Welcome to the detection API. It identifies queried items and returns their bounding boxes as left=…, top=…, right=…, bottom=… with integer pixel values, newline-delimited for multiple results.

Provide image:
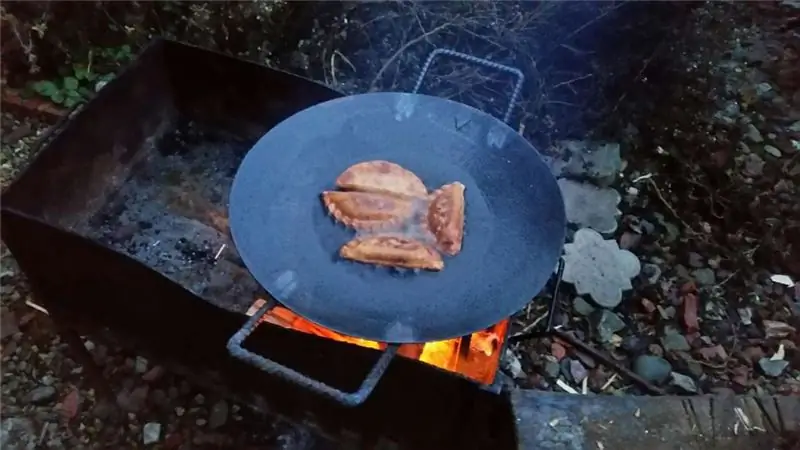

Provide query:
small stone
left=551, top=342, right=567, bottom=361
left=742, top=153, right=765, bottom=177
left=641, top=263, right=662, bottom=285
left=175, top=407, right=185, bottom=417
left=763, top=320, right=796, bottom=339
left=648, top=344, right=664, bottom=357
left=670, top=372, right=698, bottom=393
left=758, top=358, right=789, bottom=377
left=696, top=344, right=728, bottom=361
left=686, top=361, right=704, bottom=378
left=633, top=355, right=672, bottom=384
left=745, top=124, right=764, bottom=143
left=755, top=82, right=773, bottom=97
left=195, top=418, right=207, bottom=427
left=572, top=297, right=596, bottom=316
left=619, top=232, right=641, bottom=250
left=661, top=332, right=691, bottom=352
left=25, top=386, right=57, bottom=405
left=594, top=310, right=626, bottom=342
left=142, top=422, right=161, bottom=445
left=569, top=360, right=588, bottom=383
left=142, top=366, right=165, bottom=382
left=134, top=356, right=148, bottom=374
left=117, top=386, right=149, bottom=413
left=687, top=252, right=704, bottom=268
left=194, top=394, right=205, bottom=405
left=764, top=145, right=782, bottom=158
left=663, top=222, right=680, bottom=243
left=543, top=360, right=561, bottom=379
left=208, top=400, right=229, bottom=429
left=692, top=268, right=716, bottom=286
left=40, top=375, right=55, bottom=386
left=622, top=335, right=646, bottom=353
left=501, top=350, right=524, bottom=379
left=738, top=308, right=753, bottom=325
left=658, top=305, right=676, bottom=320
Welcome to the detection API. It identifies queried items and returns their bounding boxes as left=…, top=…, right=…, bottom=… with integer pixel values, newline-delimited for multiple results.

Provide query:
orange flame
left=246, top=299, right=506, bottom=384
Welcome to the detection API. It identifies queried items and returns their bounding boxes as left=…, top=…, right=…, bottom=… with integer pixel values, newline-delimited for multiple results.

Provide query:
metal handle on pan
left=227, top=298, right=398, bottom=407
left=413, top=48, right=525, bottom=125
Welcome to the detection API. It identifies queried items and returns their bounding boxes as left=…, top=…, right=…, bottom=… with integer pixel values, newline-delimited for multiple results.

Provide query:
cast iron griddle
left=229, top=92, right=565, bottom=343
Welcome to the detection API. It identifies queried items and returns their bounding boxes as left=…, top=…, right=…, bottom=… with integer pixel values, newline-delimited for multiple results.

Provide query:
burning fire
left=246, top=299, right=506, bottom=384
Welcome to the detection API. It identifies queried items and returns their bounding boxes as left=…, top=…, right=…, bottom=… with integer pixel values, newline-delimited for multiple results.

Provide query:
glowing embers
left=246, top=299, right=506, bottom=385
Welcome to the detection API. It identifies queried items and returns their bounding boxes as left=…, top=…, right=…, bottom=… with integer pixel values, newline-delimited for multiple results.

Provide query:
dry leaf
left=60, top=387, right=80, bottom=421
left=682, top=292, right=700, bottom=333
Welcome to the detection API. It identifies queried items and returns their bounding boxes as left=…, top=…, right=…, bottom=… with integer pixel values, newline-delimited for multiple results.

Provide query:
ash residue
left=74, top=120, right=263, bottom=313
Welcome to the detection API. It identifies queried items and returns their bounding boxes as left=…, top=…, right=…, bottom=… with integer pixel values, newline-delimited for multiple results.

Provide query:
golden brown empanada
left=321, top=191, right=414, bottom=230
left=339, top=235, right=444, bottom=271
left=336, top=160, right=427, bottom=198
left=426, top=182, right=466, bottom=256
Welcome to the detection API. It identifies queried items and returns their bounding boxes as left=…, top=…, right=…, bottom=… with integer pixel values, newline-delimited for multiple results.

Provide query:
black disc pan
left=229, top=92, right=565, bottom=344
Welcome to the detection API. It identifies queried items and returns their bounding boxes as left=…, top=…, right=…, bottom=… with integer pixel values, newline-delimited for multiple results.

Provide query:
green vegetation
left=28, top=45, right=133, bottom=108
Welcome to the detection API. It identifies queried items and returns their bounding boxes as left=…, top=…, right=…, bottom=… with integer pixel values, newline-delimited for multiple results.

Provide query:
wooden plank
left=776, top=396, right=800, bottom=432
left=511, top=390, right=796, bottom=450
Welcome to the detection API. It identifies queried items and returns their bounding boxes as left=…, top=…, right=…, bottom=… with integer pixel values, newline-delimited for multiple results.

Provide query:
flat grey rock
left=553, top=140, right=623, bottom=186
left=633, top=355, right=672, bottom=384
left=670, top=372, right=698, bottom=393
left=758, top=358, right=789, bottom=378
left=558, top=179, right=621, bottom=234
left=594, top=309, right=626, bottom=342
left=562, top=228, right=641, bottom=308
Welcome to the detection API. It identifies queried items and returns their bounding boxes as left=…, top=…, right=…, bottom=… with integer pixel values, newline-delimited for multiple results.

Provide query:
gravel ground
left=507, top=0, right=800, bottom=396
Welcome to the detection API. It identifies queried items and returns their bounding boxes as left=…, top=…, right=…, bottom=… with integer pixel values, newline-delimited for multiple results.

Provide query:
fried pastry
left=426, top=182, right=466, bottom=256
left=321, top=191, right=414, bottom=230
left=339, top=235, right=444, bottom=271
left=336, top=160, right=427, bottom=198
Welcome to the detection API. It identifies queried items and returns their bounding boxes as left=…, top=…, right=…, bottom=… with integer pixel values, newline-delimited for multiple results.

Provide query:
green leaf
left=51, top=91, right=65, bottom=104
left=66, top=89, right=82, bottom=99
left=78, top=87, right=93, bottom=98
left=64, top=96, right=83, bottom=108
left=32, top=80, right=59, bottom=97
left=63, top=77, right=79, bottom=91
left=116, top=45, right=132, bottom=61
left=73, top=64, right=89, bottom=80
